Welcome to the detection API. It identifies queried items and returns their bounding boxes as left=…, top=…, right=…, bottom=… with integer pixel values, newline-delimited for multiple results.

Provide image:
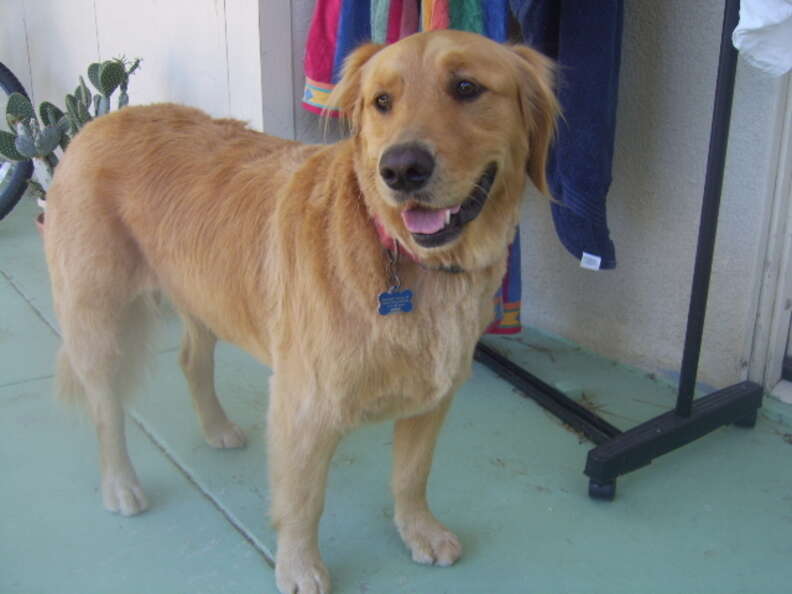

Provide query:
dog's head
left=330, top=30, right=559, bottom=272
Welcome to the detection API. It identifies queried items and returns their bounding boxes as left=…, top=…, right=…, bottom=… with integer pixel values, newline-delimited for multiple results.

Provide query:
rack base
left=474, top=343, right=763, bottom=500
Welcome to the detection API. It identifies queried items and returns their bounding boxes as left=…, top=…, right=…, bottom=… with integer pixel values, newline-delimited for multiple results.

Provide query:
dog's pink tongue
left=402, top=207, right=449, bottom=234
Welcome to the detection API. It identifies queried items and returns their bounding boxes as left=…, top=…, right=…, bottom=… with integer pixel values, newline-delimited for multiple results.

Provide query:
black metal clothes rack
left=475, top=0, right=763, bottom=500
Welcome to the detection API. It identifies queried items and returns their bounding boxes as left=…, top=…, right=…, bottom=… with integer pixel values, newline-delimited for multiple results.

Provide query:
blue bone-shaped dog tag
left=378, top=289, right=413, bottom=315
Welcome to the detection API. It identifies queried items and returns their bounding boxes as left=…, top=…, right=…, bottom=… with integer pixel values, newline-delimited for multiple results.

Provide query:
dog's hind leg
left=391, top=395, right=462, bottom=567
left=56, top=295, right=154, bottom=516
left=88, top=374, right=148, bottom=517
left=47, top=194, right=155, bottom=516
left=179, top=315, right=246, bottom=448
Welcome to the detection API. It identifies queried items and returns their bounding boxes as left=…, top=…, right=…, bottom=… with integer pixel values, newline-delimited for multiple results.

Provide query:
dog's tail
left=55, top=293, right=160, bottom=409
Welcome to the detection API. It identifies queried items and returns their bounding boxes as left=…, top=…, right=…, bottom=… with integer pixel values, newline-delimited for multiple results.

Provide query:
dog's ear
left=327, top=42, right=384, bottom=131
left=510, top=46, right=560, bottom=196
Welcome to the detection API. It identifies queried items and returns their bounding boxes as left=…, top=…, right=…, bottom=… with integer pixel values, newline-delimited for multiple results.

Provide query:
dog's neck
left=371, top=215, right=464, bottom=275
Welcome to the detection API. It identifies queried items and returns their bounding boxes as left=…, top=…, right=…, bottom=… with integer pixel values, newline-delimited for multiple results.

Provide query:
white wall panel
left=0, top=0, right=34, bottom=98
left=23, top=0, right=98, bottom=109
left=94, top=0, right=230, bottom=118
left=3, top=0, right=264, bottom=127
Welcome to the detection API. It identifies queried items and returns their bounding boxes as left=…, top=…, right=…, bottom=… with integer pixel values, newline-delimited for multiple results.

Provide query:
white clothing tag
left=580, top=252, right=602, bottom=271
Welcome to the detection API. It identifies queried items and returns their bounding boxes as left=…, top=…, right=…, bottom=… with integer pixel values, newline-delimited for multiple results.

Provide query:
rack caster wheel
left=588, top=479, right=616, bottom=500
left=734, top=409, right=758, bottom=428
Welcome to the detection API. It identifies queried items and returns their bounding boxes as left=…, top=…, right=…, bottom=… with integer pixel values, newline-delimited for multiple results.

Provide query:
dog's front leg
left=392, top=395, right=462, bottom=567
left=268, top=379, right=341, bottom=594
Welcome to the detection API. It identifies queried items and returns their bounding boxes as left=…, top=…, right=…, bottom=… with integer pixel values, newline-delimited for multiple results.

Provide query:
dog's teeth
left=444, top=209, right=451, bottom=226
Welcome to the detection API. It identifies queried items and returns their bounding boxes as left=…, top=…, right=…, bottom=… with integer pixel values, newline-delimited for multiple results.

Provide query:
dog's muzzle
left=401, top=163, right=498, bottom=248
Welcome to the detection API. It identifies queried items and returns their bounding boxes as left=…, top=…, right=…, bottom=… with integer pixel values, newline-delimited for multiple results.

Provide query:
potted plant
left=0, top=57, right=140, bottom=231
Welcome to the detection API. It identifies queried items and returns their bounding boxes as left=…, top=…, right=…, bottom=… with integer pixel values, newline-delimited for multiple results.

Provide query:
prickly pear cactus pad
left=87, top=62, right=102, bottom=91
left=34, top=125, right=61, bottom=157
left=6, top=93, right=34, bottom=126
left=98, top=61, right=125, bottom=97
left=0, top=130, right=26, bottom=161
left=38, top=102, right=64, bottom=127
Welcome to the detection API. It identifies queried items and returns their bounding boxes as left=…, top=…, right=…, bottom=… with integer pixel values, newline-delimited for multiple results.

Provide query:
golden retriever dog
left=44, top=30, right=557, bottom=593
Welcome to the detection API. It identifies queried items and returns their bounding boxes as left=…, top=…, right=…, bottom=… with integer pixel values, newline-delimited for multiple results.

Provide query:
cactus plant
left=11, top=120, right=60, bottom=181
left=76, top=77, right=92, bottom=107
left=98, top=61, right=124, bottom=97
left=33, top=124, right=62, bottom=158
left=76, top=98, right=91, bottom=124
left=64, top=93, right=79, bottom=132
left=13, top=121, right=37, bottom=158
left=6, top=92, right=35, bottom=127
left=0, top=55, right=140, bottom=200
left=38, top=102, right=70, bottom=150
left=0, top=130, right=26, bottom=161
left=87, top=58, right=139, bottom=113
left=87, top=62, right=102, bottom=91
left=38, top=101, right=64, bottom=127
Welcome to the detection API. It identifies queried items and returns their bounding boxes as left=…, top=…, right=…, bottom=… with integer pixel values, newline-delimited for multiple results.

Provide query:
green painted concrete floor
left=2, top=197, right=791, bottom=594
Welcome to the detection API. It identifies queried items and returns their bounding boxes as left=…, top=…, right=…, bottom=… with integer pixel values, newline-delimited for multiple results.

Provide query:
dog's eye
left=452, top=79, right=483, bottom=101
left=374, top=93, right=392, bottom=113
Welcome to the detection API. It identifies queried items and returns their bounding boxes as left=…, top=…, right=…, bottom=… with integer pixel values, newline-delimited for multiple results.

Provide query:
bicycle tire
left=0, top=62, right=34, bottom=221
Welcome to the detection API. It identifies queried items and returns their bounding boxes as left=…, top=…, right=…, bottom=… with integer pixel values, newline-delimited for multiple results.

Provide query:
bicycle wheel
left=0, top=62, right=34, bottom=221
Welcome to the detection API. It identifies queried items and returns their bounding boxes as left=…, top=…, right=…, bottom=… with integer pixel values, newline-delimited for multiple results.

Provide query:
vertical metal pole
left=676, top=0, right=741, bottom=417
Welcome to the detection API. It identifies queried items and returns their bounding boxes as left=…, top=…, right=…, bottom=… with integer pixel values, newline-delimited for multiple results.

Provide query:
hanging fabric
left=732, top=0, right=792, bottom=76
left=510, top=0, right=623, bottom=270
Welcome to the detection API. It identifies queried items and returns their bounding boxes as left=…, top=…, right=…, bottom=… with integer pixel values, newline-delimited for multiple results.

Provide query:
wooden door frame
left=748, top=74, right=792, bottom=396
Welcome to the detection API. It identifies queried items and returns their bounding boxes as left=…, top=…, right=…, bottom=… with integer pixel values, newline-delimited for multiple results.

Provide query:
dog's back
left=46, top=103, right=307, bottom=358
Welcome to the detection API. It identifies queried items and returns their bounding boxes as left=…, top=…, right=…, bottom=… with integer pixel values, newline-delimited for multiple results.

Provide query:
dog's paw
left=396, top=513, right=462, bottom=567
left=275, top=549, right=331, bottom=594
left=102, top=474, right=148, bottom=516
left=205, top=421, right=246, bottom=449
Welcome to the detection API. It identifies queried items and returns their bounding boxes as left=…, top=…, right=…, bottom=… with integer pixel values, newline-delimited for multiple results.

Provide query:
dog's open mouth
left=401, top=163, right=497, bottom=248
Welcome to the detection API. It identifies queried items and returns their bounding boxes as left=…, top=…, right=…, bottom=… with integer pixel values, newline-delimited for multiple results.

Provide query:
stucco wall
left=2, top=0, right=262, bottom=130
left=287, top=1, right=785, bottom=387
left=514, top=2, right=783, bottom=387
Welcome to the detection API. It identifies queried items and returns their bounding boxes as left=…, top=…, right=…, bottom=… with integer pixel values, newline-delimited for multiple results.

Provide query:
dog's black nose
left=379, top=144, right=435, bottom=192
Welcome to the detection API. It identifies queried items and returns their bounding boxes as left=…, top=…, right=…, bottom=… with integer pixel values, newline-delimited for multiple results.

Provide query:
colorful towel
left=303, top=0, right=371, bottom=115
left=303, top=0, right=511, bottom=114
left=303, top=0, right=521, bottom=334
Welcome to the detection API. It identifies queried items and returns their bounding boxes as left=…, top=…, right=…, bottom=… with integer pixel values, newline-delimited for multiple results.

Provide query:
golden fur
left=44, top=31, right=558, bottom=594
